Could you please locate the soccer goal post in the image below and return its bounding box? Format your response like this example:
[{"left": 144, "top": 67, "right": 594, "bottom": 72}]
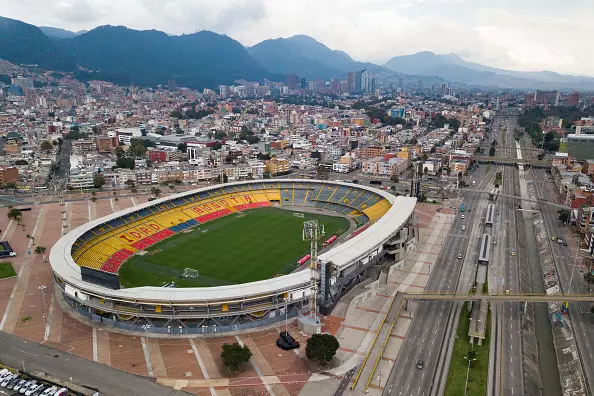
[
  {"left": 182, "top": 268, "right": 199, "bottom": 278},
  {"left": 293, "top": 213, "right": 304, "bottom": 218}
]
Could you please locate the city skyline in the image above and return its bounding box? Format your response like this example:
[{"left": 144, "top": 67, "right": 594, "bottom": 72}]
[{"left": 2, "top": 0, "right": 593, "bottom": 77}]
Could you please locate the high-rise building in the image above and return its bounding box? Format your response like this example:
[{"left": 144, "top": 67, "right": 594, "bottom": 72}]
[
  {"left": 370, "top": 75, "right": 376, "bottom": 94},
  {"left": 347, "top": 72, "right": 354, "bottom": 93},
  {"left": 534, "top": 90, "right": 560, "bottom": 106},
  {"left": 568, "top": 92, "right": 580, "bottom": 107},
  {"left": 398, "top": 77, "right": 404, "bottom": 88},
  {"left": 300, "top": 78, "right": 307, "bottom": 89},
  {"left": 330, "top": 78, "right": 339, "bottom": 93},
  {"left": 286, "top": 74, "right": 298, "bottom": 90},
  {"left": 361, "top": 69, "right": 369, "bottom": 93},
  {"left": 354, "top": 70, "right": 362, "bottom": 92}
]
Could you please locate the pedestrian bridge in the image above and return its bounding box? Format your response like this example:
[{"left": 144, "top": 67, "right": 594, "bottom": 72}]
[{"left": 404, "top": 292, "right": 594, "bottom": 302}]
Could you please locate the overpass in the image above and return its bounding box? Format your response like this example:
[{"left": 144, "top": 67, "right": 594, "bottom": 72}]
[
  {"left": 474, "top": 156, "right": 550, "bottom": 167},
  {"left": 404, "top": 292, "right": 594, "bottom": 302}
]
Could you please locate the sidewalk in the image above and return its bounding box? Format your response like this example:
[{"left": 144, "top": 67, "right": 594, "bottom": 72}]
[{"left": 299, "top": 204, "right": 454, "bottom": 396}]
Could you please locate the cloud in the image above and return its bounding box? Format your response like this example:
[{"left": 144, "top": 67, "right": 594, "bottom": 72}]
[{"left": 1, "top": 0, "right": 593, "bottom": 76}]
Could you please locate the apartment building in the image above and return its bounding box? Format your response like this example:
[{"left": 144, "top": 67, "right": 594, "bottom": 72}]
[{"left": 265, "top": 158, "right": 289, "bottom": 175}]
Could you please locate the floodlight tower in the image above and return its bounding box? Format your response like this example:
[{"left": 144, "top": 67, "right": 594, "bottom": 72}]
[{"left": 303, "top": 219, "right": 324, "bottom": 320}]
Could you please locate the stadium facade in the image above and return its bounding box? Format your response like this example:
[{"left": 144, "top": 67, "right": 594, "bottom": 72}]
[{"left": 50, "top": 180, "right": 417, "bottom": 334}]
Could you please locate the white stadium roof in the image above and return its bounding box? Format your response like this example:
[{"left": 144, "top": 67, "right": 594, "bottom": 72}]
[{"left": 49, "top": 180, "right": 416, "bottom": 304}]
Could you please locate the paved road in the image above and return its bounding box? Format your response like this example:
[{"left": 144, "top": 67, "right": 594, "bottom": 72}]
[
  {"left": 497, "top": 118, "right": 523, "bottom": 395},
  {"left": 531, "top": 168, "right": 594, "bottom": 393},
  {"left": 0, "top": 331, "right": 191, "bottom": 396},
  {"left": 382, "top": 164, "right": 497, "bottom": 396}
]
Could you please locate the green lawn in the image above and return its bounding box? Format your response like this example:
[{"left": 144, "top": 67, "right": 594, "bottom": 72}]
[
  {"left": 444, "top": 302, "right": 491, "bottom": 396},
  {"left": 0, "top": 262, "right": 16, "bottom": 279},
  {"left": 119, "top": 207, "right": 350, "bottom": 288}
]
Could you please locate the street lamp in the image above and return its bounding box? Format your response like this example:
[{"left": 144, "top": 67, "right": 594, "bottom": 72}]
[{"left": 463, "top": 355, "right": 477, "bottom": 396}]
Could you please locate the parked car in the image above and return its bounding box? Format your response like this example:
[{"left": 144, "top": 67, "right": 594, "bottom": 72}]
[
  {"left": 6, "top": 378, "right": 20, "bottom": 389},
  {"left": 26, "top": 384, "right": 45, "bottom": 396},
  {"left": 1, "top": 374, "right": 18, "bottom": 387},
  {"left": 13, "top": 379, "right": 28, "bottom": 391},
  {"left": 41, "top": 386, "right": 58, "bottom": 395},
  {"left": 416, "top": 360, "right": 424, "bottom": 370},
  {"left": 31, "top": 386, "right": 47, "bottom": 396},
  {"left": 54, "top": 388, "right": 69, "bottom": 396},
  {"left": 21, "top": 380, "right": 38, "bottom": 394}
]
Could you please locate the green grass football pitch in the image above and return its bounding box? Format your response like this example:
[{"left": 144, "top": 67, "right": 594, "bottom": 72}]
[{"left": 118, "top": 207, "right": 351, "bottom": 288}]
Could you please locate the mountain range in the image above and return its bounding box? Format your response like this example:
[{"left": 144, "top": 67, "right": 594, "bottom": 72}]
[
  {"left": 1, "top": 15, "right": 593, "bottom": 91},
  {"left": 246, "top": 35, "right": 394, "bottom": 81},
  {"left": 383, "top": 51, "right": 594, "bottom": 90}
]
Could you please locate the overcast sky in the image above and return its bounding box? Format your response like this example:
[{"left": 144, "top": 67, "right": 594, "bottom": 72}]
[{"left": 3, "top": 0, "right": 593, "bottom": 76}]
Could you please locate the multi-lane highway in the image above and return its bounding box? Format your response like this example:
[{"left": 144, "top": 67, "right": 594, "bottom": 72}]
[
  {"left": 382, "top": 164, "right": 497, "bottom": 396},
  {"left": 494, "top": 117, "right": 524, "bottom": 396}
]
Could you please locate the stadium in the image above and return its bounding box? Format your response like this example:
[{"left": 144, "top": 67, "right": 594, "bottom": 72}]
[{"left": 49, "top": 180, "right": 417, "bottom": 334}]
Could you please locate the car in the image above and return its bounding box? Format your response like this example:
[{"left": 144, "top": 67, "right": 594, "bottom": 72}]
[
  {"left": 511, "top": 251, "right": 515, "bottom": 256},
  {"left": 13, "top": 379, "right": 28, "bottom": 391},
  {"left": 461, "top": 226, "right": 466, "bottom": 231},
  {"left": 563, "top": 242, "right": 568, "bottom": 246},
  {"left": 31, "top": 386, "right": 47, "bottom": 396},
  {"left": 457, "top": 253, "right": 463, "bottom": 259},
  {"left": 6, "top": 378, "right": 20, "bottom": 389},
  {"left": 8, "top": 252, "right": 16, "bottom": 257},
  {"left": 41, "top": 386, "right": 58, "bottom": 395},
  {"left": 551, "top": 236, "right": 556, "bottom": 241},
  {"left": 54, "top": 388, "right": 69, "bottom": 396},
  {"left": 26, "top": 384, "right": 45, "bottom": 396},
  {"left": 21, "top": 380, "right": 38, "bottom": 394},
  {"left": 461, "top": 214, "right": 465, "bottom": 219},
  {"left": 416, "top": 360, "right": 424, "bottom": 370},
  {"left": 505, "top": 290, "right": 510, "bottom": 295},
  {"left": 31, "top": 385, "right": 49, "bottom": 396},
  {"left": 1, "top": 374, "right": 18, "bottom": 387}
]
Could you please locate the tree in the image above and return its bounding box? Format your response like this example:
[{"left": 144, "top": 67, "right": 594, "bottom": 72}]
[
  {"left": 115, "top": 146, "right": 126, "bottom": 158},
  {"left": 489, "top": 147, "right": 496, "bottom": 157},
  {"left": 221, "top": 343, "right": 252, "bottom": 374},
  {"left": 4, "top": 182, "right": 17, "bottom": 194},
  {"left": 151, "top": 187, "right": 161, "bottom": 198},
  {"left": 34, "top": 246, "right": 47, "bottom": 261},
  {"left": 26, "top": 233, "right": 35, "bottom": 245},
  {"left": 7, "top": 208, "right": 22, "bottom": 225},
  {"left": 212, "top": 141, "right": 222, "bottom": 151},
  {"left": 390, "top": 173, "right": 399, "bottom": 184},
  {"left": 257, "top": 152, "right": 271, "bottom": 161},
  {"left": 445, "top": 168, "right": 451, "bottom": 177},
  {"left": 215, "top": 131, "right": 227, "bottom": 140},
  {"left": 125, "top": 179, "right": 136, "bottom": 188},
  {"left": 305, "top": 333, "right": 340, "bottom": 363},
  {"left": 558, "top": 209, "right": 570, "bottom": 223},
  {"left": 40, "top": 140, "right": 53, "bottom": 153},
  {"left": 93, "top": 174, "right": 106, "bottom": 189},
  {"left": 424, "top": 167, "right": 429, "bottom": 176},
  {"left": 116, "top": 157, "right": 135, "bottom": 170},
  {"left": 177, "top": 143, "right": 188, "bottom": 153},
  {"left": 316, "top": 165, "right": 329, "bottom": 180}
]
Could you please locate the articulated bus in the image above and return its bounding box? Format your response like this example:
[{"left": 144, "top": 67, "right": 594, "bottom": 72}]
[
  {"left": 478, "top": 234, "right": 491, "bottom": 264},
  {"left": 486, "top": 204, "right": 494, "bottom": 226}
]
